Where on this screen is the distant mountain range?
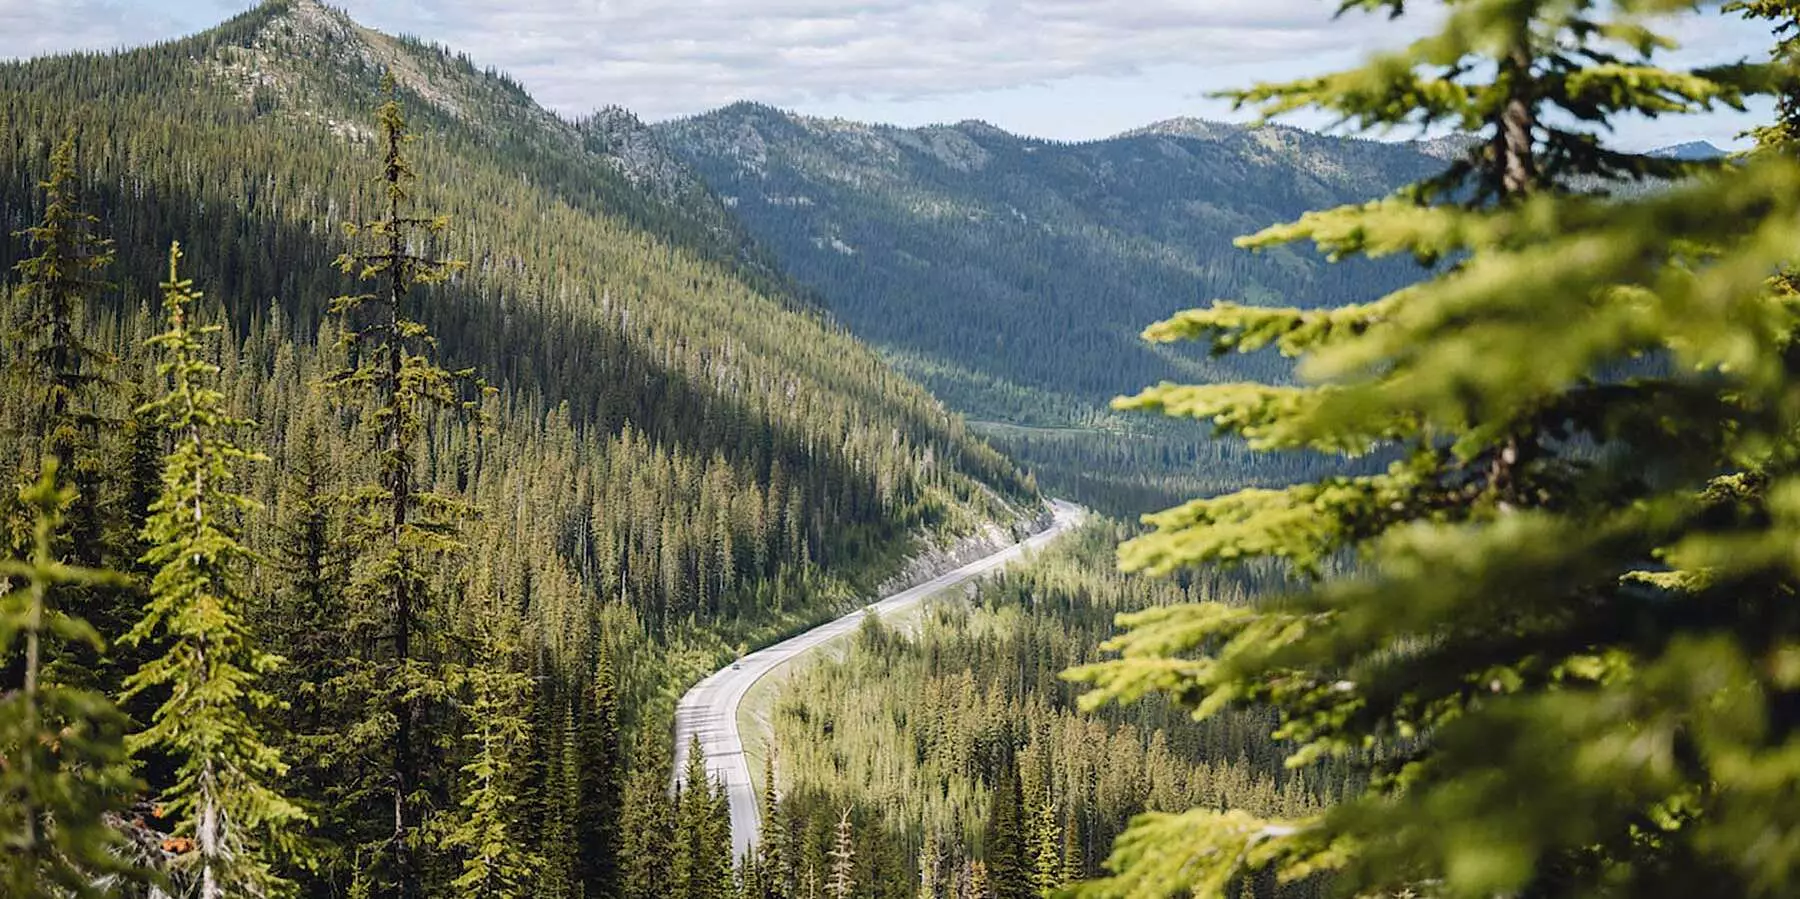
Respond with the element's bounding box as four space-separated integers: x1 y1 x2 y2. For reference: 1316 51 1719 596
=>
640 106 1724 507
653 105 1445 428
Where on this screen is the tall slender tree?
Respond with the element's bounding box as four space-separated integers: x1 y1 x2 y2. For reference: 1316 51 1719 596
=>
442 615 539 899
6 133 114 480
984 765 1030 899
825 810 854 899
619 730 676 899
322 75 476 899
122 242 308 897
1068 1 1800 897
575 644 623 898
0 461 136 897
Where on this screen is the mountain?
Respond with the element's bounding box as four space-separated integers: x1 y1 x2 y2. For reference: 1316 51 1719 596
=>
1650 139 1728 160
0 3 1036 891
656 106 1445 509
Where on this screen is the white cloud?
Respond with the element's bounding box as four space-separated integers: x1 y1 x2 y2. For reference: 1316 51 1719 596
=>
325 0 1428 120
0 0 187 59
0 0 1774 144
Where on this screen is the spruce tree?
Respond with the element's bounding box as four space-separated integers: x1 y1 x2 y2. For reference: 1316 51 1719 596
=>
1027 800 1060 898
575 645 623 898
826 809 854 899
984 766 1030 899
6 133 114 480
322 76 478 899
122 242 309 897
5 132 124 702
442 615 540 898
619 731 676 899
1067 1 1800 897
0 460 137 897
758 753 792 899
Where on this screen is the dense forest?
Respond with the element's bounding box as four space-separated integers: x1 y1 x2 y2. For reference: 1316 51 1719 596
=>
15 0 1800 897
0 1 1039 896
753 522 1346 899
654 107 1447 511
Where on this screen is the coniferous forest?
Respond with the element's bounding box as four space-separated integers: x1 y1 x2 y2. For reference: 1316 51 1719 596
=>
13 0 1800 898
0 2 1038 896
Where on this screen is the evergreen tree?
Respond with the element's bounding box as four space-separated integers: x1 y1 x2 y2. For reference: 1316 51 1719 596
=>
6 133 114 479
674 737 735 899
575 644 623 898
619 731 675 899
758 752 792 899
984 766 1030 899
826 809 854 899
1068 1 1800 897
442 614 540 898
1027 800 1060 899
322 77 478 899
121 242 308 897
5 131 123 703
1057 811 1083 887
0 460 137 897
917 835 945 899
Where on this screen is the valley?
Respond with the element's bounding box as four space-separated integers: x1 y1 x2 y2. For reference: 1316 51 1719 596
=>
1 2 1793 899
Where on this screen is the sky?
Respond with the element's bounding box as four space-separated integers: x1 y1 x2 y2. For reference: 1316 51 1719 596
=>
0 0 1777 149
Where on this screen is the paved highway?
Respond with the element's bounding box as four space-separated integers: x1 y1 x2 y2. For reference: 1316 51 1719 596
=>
671 500 1086 858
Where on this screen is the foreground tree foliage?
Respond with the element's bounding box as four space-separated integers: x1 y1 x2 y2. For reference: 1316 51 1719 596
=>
0 462 137 897
123 242 308 897
1069 1 1800 897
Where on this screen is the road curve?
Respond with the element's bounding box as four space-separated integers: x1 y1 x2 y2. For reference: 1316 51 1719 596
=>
672 500 1086 858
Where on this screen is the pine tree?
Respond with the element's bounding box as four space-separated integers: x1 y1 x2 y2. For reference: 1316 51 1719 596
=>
6 133 115 479
984 766 1030 899
0 460 137 897
122 242 309 898
758 752 792 899
1027 800 1060 898
619 731 676 899
575 644 623 898
826 809 854 899
322 76 478 899
442 614 540 899
1067 1 1800 897
673 738 733 899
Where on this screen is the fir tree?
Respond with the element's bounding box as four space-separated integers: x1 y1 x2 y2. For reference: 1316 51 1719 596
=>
619 731 675 899
826 809 854 899
122 242 308 897
1068 1 1800 897
322 76 478 899
442 614 540 899
673 736 734 899
984 766 1030 899
758 752 792 899
5 131 123 703
0 460 137 897
6 133 114 479
1027 800 1060 899
575 644 623 898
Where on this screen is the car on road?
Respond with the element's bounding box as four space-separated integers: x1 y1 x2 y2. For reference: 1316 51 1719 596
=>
731 662 742 670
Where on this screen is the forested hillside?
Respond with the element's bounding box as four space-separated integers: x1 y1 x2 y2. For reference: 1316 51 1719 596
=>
655 108 1445 510
752 522 1348 899
0 1 1037 895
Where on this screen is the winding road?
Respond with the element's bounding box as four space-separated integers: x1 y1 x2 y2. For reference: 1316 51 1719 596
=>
671 500 1086 858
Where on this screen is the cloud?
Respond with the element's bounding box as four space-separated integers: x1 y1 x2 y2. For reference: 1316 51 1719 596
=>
0 0 1773 142
0 0 187 59
325 0 1428 120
